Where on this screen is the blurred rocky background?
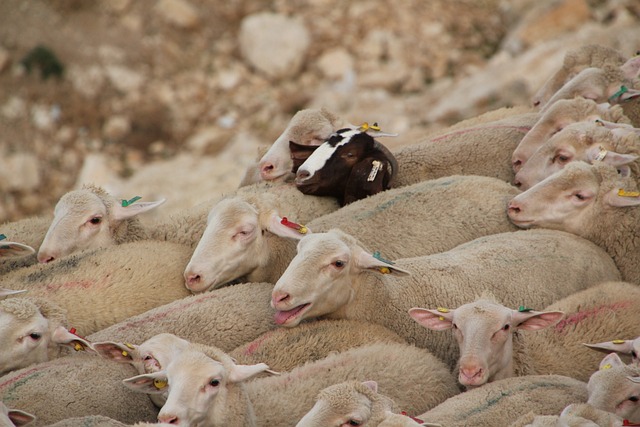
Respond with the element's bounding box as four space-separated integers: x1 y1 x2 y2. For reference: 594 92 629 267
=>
0 0 639 223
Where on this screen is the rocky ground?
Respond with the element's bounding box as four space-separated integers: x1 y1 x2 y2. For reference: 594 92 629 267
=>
0 0 639 223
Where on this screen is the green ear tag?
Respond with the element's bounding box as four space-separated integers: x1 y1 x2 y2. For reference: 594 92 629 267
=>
0 234 6 241
518 306 533 312
372 251 395 265
121 196 142 207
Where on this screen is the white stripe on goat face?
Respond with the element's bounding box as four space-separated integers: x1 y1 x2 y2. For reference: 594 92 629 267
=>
297 129 361 181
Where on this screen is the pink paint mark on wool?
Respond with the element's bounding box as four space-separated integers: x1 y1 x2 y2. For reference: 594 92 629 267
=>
44 277 110 293
554 301 632 333
431 125 531 143
0 359 73 390
243 330 277 356
113 291 221 332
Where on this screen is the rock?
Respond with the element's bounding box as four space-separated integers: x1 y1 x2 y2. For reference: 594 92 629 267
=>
239 12 310 79
186 125 231 155
0 46 9 73
0 153 40 192
69 65 106 99
1 96 26 120
104 64 144 93
317 48 354 80
154 0 200 30
30 104 56 131
103 115 131 141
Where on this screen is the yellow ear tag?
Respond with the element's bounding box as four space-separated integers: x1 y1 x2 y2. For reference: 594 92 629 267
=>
124 342 135 349
73 343 84 352
379 267 390 274
154 378 168 389
612 339 626 344
618 189 640 197
600 363 612 370
298 226 308 234
121 350 129 357
438 316 445 321
436 307 449 313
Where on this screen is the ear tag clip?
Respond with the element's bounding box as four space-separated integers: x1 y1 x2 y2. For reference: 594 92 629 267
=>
600 363 613 370
68 328 87 352
154 378 168 389
280 217 308 234
618 189 640 197
594 146 608 162
359 122 381 132
0 234 6 241
367 160 383 182
436 307 449 313
121 196 142 207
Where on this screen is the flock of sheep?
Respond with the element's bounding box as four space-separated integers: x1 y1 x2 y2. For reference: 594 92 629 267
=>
0 43 639 426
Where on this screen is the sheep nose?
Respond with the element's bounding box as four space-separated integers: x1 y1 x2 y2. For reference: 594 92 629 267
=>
271 291 290 307
507 200 521 215
185 273 201 288
296 169 310 181
512 178 522 188
260 161 275 179
38 254 55 264
460 366 483 381
158 414 179 424
512 158 523 173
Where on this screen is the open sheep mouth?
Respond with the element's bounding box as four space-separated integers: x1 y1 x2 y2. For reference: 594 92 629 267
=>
274 303 311 325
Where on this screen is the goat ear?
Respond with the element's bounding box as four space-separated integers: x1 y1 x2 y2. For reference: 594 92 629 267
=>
598 352 625 370
584 339 634 355
511 310 564 331
51 326 96 354
603 188 640 207
8 409 36 426
0 242 35 258
93 341 137 363
408 307 454 331
112 199 166 221
228 362 270 383
122 371 168 394
264 213 311 240
353 247 410 276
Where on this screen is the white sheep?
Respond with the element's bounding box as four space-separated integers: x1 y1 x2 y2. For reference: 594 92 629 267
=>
391 109 539 187
514 121 640 190
0 353 159 426
531 44 628 108
296 380 428 427
509 403 624 427
87 281 277 352
38 181 340 264
270 228 620 368
37 185 165 263
46 416 172 427
419 375 588 427
241 107 355 185
123 341 459 426
507 161 640 284
409 281 640 387
0 240 193 335
0 216 51 274
0 401 35 427
0 297 95 376
586 353 640 423
511 97 630 173
184 174 520 293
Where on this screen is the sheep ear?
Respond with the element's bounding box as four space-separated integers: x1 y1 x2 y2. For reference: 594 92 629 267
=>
112 199 166 221
289 140 320 158
122 371 168 394
586 145 638 166
511 310 564 331
228 362 270 383
92 341 137 363
628 376 640 384
603 188 640 207
408 307 454 331
353 247 410 276
0 288 27 297
0 242 35 258
265 213 311 240
51 326 96 354
599 352 625 370
584 339 634 355
7 409 36 426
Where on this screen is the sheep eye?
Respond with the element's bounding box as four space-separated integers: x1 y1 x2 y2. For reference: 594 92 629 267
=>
348 421 361 426
632 351 638 358
144 355 153 361
209 379 220 387
89 217 102 225
574 193 585 201
503 324 510 331
630 396 639 403
452 323 458 330
29 333 41 340
333 260 345 268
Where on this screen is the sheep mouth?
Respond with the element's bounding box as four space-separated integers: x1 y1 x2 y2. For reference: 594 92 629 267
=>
509 218 534 228
274 303 311 325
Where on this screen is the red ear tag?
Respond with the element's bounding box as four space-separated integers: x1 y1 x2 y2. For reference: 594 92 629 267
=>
280 217 308 234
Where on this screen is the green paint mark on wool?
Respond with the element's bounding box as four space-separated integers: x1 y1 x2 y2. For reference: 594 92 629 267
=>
2 371 46 403
458 381 576 419
353 190 417 221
